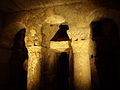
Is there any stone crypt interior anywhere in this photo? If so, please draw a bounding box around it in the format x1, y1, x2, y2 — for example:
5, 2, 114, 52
0, 0, 120, 90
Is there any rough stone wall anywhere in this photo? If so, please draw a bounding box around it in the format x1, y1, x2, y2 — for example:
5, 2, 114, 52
0, 0, 120, 90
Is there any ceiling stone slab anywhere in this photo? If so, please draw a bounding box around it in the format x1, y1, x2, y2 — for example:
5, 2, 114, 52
0, 0, 120, 13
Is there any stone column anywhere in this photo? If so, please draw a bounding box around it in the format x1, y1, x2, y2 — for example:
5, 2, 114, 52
71, 40, 91, 90
27, 46, 41, 90
25, 28, 42, 90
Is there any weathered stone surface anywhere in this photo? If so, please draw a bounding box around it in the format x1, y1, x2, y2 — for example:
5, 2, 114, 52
27, 46, 41, 90
72, 40, 91, 90
0, 0, 120, 12
0, 0, 120, 90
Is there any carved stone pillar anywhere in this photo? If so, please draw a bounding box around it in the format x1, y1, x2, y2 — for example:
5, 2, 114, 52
27, 46, 41, 90
71, 40, 91, 90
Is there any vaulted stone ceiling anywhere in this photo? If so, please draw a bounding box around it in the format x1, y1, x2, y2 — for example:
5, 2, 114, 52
0, 0, 119, 13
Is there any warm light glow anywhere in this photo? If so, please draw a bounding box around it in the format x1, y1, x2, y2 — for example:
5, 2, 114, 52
27, 46, 41, 90
50, 41, 70, 52
72, 40, 91, 90
30, 29, 36, 36
45, 15, 65, 24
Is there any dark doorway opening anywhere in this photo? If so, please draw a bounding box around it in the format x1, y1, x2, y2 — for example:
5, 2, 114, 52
10, 28, 28, 90
51, 25, 70, 41
90, 18, 120, 90
56, 52, 69, 90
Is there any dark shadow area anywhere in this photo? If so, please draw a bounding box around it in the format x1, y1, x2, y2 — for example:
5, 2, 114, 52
51, 25, 70, 41
91, 0, 120, 11
40, 50, 70, 90
41, 24, 72, 90
91, 18, 120, 90
9, 28, 28, 90
55, 52, 70, 90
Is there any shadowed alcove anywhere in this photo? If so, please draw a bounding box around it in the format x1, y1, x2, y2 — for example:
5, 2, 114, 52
51, 24, 70, 41
9, 28, 28, 90
49, 24, 72, 90
54, 52, 70, 90
90, 18, 120, 90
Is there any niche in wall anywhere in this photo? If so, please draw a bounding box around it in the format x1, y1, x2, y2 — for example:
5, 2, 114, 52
49, 24, 72, 90
90, 18, 120, 90
10, 28, 28, 90
51, 24, 70, 41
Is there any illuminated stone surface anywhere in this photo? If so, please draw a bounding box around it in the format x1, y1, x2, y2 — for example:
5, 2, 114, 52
72, 40, 91, 90
45, 15, 65, 24
27, 46, 41, 90
50, 41, 70, 52
0, 0, 120, 90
